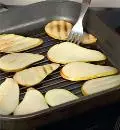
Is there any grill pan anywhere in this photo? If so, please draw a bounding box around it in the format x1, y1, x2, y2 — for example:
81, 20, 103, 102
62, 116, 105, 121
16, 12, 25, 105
0, 1, 120, 130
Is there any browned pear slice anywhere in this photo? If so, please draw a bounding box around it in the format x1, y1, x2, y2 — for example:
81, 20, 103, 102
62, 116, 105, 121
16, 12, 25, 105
0, 53, 44, 72
14, 63, 60, 87
0, 34, 43, 53
61, 62, 118, 81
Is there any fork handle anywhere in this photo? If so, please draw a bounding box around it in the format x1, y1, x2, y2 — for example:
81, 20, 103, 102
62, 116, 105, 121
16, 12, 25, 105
75, 0, 91, 25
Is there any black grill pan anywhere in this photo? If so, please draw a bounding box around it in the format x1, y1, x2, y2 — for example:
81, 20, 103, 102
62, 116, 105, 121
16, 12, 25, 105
0, 1, 120, 130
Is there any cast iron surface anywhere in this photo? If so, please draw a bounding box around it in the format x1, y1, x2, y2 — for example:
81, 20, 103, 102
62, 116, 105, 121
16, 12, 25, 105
0, 1, 120, 130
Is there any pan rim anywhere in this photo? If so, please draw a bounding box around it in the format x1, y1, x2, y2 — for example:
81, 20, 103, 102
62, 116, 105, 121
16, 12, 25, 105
0, 0, 120, 123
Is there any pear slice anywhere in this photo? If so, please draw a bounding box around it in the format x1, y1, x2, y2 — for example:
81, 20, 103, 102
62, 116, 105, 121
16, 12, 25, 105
14, 88, 49, 115
2, 37, 43, 53
81, 74, 120, 96
47, 42, 106, 64
45, 20, 73, 40
14, 63, 60, 87
61, 62, 118, 81
0, 34, 43, 53
45, 20, 97, 44
45, 89, 79, 106
0, 53, 44, 72
81, 33, 97, 44
0, 78, 19, 115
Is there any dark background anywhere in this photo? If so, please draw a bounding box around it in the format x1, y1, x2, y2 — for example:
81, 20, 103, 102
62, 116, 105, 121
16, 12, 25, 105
38, 102, 120, 130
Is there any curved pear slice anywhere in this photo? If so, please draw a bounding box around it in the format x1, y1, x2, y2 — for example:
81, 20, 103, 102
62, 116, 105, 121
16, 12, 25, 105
0, 34, 43, 53
47, 42, 106, 64
81, 33, 97, 44
82, 74, 120, 96
0, 53, 44, 72
61, 62, 118, 81
45, 20, 97, 44
14, 63, 60, 87
45, 89, 79, 107
0, 78, 19, 115
45, 20, 73, 40
14, 88, 49, 115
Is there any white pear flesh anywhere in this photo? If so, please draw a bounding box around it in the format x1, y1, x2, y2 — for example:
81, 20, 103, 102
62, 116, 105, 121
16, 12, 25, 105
14, 88, 49, 115
45, 89, 79, 106
0, 53, 44, 72
0, 78, 19, 115
14, 63, 60, 87
61, 62, 118, 81
0, 34, 43, 53
47, 42, 106, 64
82, 74, 120, 95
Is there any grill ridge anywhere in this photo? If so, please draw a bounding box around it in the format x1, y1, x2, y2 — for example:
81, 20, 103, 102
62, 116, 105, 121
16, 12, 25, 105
0, 28, 108, 101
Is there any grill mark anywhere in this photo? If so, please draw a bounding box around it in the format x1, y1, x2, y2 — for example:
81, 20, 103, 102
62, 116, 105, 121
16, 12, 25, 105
57, 21, 61, 39
57, 21, 61, 33
43, 66, 48, 75
60, 20, 66, 39
64, 21, 68, 32
64, 21, 68, 38
45, 20, 73, 40
50, 22, 53, 33
49, 65, 53, 71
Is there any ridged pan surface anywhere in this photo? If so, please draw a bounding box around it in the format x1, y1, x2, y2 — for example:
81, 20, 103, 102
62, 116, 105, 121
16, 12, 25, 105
0, 27, 84, 100
0, 27, 113, 110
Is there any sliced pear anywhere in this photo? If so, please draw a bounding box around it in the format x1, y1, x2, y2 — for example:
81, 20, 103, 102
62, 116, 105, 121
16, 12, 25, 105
45, 20, 73, 40
45, 20, 97, 44
14, 63, 60, 87
0, 34, 16, 41
82, 33, 97, 44
47, 42, 106, 64
61, 62, 118, 81
14, 88, 49, 115
45, 89, 79, 106
81, 74, 120, 96
0, 78, 19, 115
0, 53, 44, 72
0, 34, 43, 53
2, 38, 43, 53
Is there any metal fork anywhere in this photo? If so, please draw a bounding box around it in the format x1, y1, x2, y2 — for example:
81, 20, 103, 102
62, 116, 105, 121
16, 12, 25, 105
67, 0, 91, 44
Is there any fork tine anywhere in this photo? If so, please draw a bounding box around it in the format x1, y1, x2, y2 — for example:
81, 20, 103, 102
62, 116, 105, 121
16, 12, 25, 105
77, 40, 81, 45
76, 36, 82, 45
71, 33, 76, 43
67, 32, 73, 42
67, 0, 91, 44
74, 34, 80, 44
